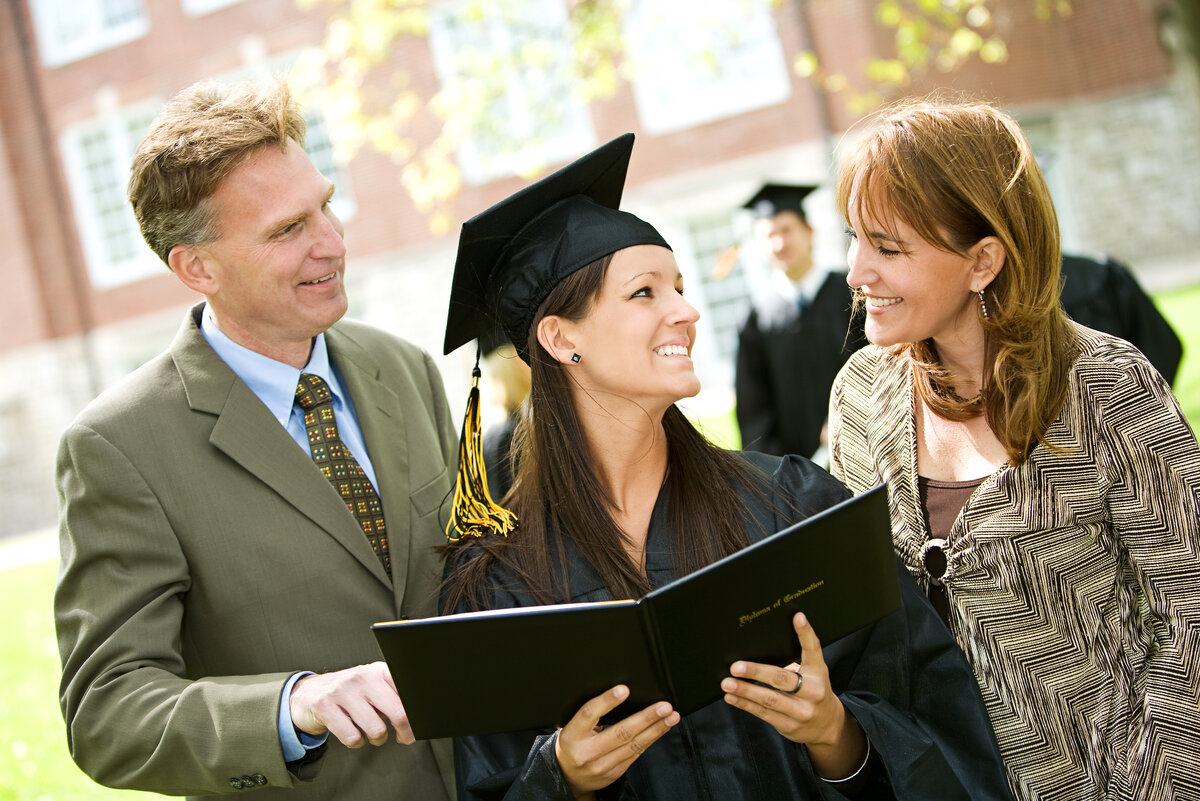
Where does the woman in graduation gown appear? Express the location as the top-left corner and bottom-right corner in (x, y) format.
(439, 134), (1011, 801)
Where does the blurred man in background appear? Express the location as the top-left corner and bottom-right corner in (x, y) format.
(735, 183), (866, 462)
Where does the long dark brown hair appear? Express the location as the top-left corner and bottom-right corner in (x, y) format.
(443, 254), (773, 612)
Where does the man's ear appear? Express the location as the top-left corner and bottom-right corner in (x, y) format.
(535, 315), (577, 365)
(971, 236), (1006, 292)
(169, 245), (218, 296)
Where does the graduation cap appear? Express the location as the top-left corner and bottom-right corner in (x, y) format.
(742, 183), (818, 222)
(444, 132), (669, 361)
(441, 132), (670, 540)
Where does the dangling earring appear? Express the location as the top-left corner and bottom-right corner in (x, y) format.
(978, 289), (989, 320)
(570, 353), (581, 363)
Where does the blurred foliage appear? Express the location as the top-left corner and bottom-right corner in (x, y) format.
(1163, 0), (1200, 67)
(796, 0), (1071, 115)
(294, 0), (1069, 229)
(293, 0), (628, 234)
(1157, 283), (1200, 431)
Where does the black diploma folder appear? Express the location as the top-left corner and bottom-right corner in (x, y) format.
(373, 484), (897, 739)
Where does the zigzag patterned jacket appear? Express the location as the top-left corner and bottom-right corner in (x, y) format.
(829, 325), (1200, 801)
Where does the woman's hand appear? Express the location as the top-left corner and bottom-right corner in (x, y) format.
(721, 612), (868, 780)
(554, 685), (680, 798)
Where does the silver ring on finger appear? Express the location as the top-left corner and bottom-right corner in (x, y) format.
(788, 671), (803, 694)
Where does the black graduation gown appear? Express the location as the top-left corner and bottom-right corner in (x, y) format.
(449, 453), (1011, 801)
(1059, 253), (1182, 385)
(736, 272), (866, 458)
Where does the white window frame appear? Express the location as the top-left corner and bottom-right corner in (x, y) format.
(60, 102), (163, 290)
(623, 0), (791, 136)
(30, 0), (149, 68)
(180, 0), (245, 16)
(427, 0), (595, 184)
(213, 51), (359, 222)
(682, 212), (752, 375)
(61, 50), (355, 291)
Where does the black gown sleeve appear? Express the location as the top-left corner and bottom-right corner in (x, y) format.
(454, 729), (579, 801)
(767, 455), (1012, 800)
(1102, 258), (1182, 385)
(825, 562), (1012, 800)
(1059, 254), (1182, 385)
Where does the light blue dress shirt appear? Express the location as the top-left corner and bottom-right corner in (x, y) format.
(200, 309), (379, 488)
(200, 308), (383, 761)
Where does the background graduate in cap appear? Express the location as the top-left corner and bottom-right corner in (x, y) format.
(735, 183), (867, 465)
(440, 135), (1010, 801)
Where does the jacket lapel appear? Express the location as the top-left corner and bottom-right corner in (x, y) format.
(171, 305), (392, 587)
(325, 326), (414, 594)
(875, 355), (926, 566)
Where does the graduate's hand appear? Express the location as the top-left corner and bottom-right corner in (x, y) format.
(290, 661), (415, 748)
(554, 685), (680, 797)
(721, 612), (867, 780)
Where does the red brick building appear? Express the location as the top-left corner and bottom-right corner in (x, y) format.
(1, 0), (1196, 535)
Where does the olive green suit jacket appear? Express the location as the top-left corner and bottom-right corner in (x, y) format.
(56, 304), (458, 800)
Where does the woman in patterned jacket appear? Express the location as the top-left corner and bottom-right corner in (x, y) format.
(828, 96), (1200, 801)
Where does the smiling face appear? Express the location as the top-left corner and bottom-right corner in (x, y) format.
(845, 192), (989, 353)
(177, 139), (347, 366)
(755, 210), (813, 282)
(559, 245), (701, 412)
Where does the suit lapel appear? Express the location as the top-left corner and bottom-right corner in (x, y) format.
(326, 325), (414, 595)
(171, 305), (392, 587)
(876, 356), (926, 564)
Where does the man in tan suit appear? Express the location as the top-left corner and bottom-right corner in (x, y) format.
(54, 77), (457, 799)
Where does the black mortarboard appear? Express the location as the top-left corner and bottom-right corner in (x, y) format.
(742, 183), (819, 222)
(444, 133), (670, 362)
(477, 323), (508, 358)
(441, 133), (670, 541)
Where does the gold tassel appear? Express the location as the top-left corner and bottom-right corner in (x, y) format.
(445, 365), (518, 541)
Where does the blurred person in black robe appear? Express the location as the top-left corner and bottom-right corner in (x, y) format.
(736, 184), (867, 462)
(1059, 252), (1183, 385)
(436, 134), (1012, 801)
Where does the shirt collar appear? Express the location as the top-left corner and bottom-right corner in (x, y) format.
(795, 263), (831, 303)
(199, 305), (338, 426)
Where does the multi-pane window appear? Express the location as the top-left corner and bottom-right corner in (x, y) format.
(682, 211), (754, 376)
(30, 0), (149, 67)
(60, 104), (161, 289)
(623, 0), (791, 136)
(223, 52), (358, 220)
(301, 106), (356, 221)
(427, 0), (595, 184)
(61, 55), (352, 291)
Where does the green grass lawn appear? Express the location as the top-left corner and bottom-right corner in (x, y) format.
(0, 558), (157, 800)
(1156, 282), (1200, 430)
(4, 282), (1198, 798)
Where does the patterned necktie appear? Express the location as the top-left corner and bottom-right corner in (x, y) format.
(294, 373), (390, 578)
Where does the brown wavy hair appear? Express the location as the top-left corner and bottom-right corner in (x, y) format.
(836, 95), (1077, 465)
(443, 254), (774, 612)
(128, 75), (306, 265)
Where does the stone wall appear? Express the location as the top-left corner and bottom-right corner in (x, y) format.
(1020, 75), (1200, 287)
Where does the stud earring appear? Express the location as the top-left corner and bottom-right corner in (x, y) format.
(978, 289), (989, 320)
(570, 353), (581, 363)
